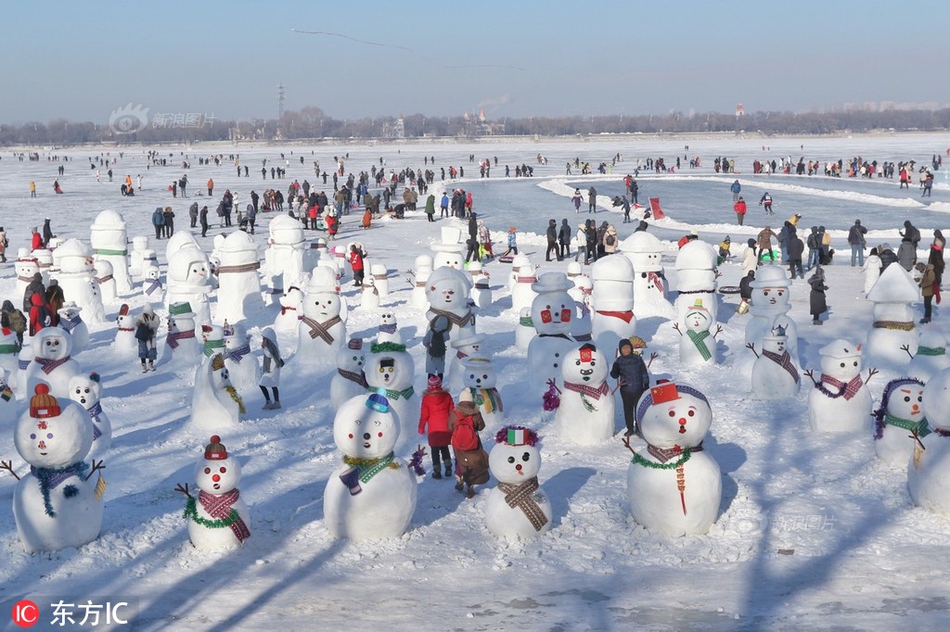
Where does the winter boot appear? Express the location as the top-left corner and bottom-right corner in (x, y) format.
(432, 470), (442, 480)
(444, 461), (452, 478)
(141, 359), (148, 373)
(148, 359), (155, 372)
(262, 401), (272, 410)
(466, 485), (475, 499)
(271, 401), (281, 409)
(455, 477), (464, 492)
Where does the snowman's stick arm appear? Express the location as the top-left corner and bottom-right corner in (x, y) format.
(900, 344), (913, 359)
(0, 460), (21, 481)
(803, 369), (819, 387)
(621, 436), (636, 455)
(866, 368), (879, 383)
(174, 482), (193, 498)
(85, 460), (105, 481)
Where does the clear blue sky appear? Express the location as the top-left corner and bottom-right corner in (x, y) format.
(3, 0), (948, 124)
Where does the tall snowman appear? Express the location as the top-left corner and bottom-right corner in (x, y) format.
(89, 209), (132, 294)
(297, 268), (347, 371)
(431, 226), (465, 270)
(554, 343), (616, 445)
(215, 231), (264, 324)
(864, 263), (919, 366)
(264, 214), (306, 295)
(510, 263), (539, 317)
(166, 245), (213, 328)
(527, 273), (577, 394)
(51, 238), (106, 324)
(364, 341), (417, 446)
(673, 299), (721, 365)
(621, 230), (675, 319)
(805, 339), (877, 433)
(190, 354), (244, 432)
(746, 325), (800, 399)
(590, 254), (637, 355)
(6, 384), (105, 552)
(485, 426), (552, 538)
(674, 239), (719, 323)
(323, 393), (419, 541)
(409, 254), (433, 309)
(625, 380), (721, 536)
(907, 330), (950, 383)
(744, 265), (798, 358)
(909, 369), (950, 514)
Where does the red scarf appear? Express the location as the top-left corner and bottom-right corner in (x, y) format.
(819, 374), (864, 400)
(595, 310), (634, 323)
(35, 356), (71, 375)
(563, 380), (609, 400)
(165, 329), (195, 349)
(198, 489), (250, 543)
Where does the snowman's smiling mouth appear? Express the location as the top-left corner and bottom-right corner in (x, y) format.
(213, 483), (221, 490)
(363, 442), (371, 449)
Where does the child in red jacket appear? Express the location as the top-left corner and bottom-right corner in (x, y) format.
(418, 376), (455, 479)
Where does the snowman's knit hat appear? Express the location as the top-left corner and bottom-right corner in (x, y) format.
(204, 435), (228, 460)
(30, 384), (61, 419)
(494, 425), (539, 446)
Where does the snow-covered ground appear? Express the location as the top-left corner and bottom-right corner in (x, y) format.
(1, 135), (950, 631)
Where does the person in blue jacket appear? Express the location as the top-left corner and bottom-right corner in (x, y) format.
(731, 180), (741, 202)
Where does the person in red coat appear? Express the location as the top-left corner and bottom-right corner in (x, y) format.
(734, 196), (747, 225)
(28, 292), (50, 337)
(348, 244), (364, 287)
(31, 227), (42, 250)
(418, 376), (455, 479)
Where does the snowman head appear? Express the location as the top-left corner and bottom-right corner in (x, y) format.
(751, 266), (791, 311)
(336, 339), (365, 373)
(379, 311), (397, 327)
(461, 357), (497, 389)
(333, 393), (399, 458)
(68, 372), (102, 408)
(144, 265), (161, 281)
(15, 257), (39, 278)
(530, 273), (574, 336)
(15, 385), (93, 468)
(451, 332), (484, 358)
(304, 290), (341, 319)
(489, 426), (542, 483)
(425, 267), (470, 312)
(637, 381), (712, 449)
(683, 300), (712, 333)
(819, 339), (862, 380)
(432, 251), (463, 270)
(563, 343), (607, 384)
(762, 326), (788, 355)
(167, 302), (196, 333)
(874, 378), (925, 437)
(57, 302), (82, 323)
(224, 323), (248, 350)
(194, 435), (242, 494)
(94, 259), (114, 278)
(32, 327), (73, 360)
(278, 286), (303, 310)
(923, 369), (950, 431)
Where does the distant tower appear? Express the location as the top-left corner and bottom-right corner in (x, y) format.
(277, 83), (285, 120)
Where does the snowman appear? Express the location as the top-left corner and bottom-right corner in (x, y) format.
(4, 384), (105, 552)
(129, 235), (152, 278)
(370, 264), (390, 300)
(447, 331), (485, 391)
(744, 266), (799, 357)
(264, 213), (306, 294)
(33, 247), (53, 276)
(0, 370), (16, 425)
(89, 209), (132, 294)
(590, 254), (637, 354)
(323, 393), (420, 541)
(57, 303), (90, 354)
(297, 274), (347, 370)
(0, 328), (21, 391)
(177, 435), (251, 550)
(409, 254), (433, 309)
(93, 260), (118, 304)
(190, 354), (244, 432)
(620, 230), (676, 320)
(51, 238), (106, 324)
(201, 325), (226, 360)
(554, 343), (616, 445)
(906, 330), (950, 383)
(909, 368), (950, 514)
(365, 341), (417, 446)
(872, 377), (927, 469)
(459, 357), (505, 426)
(331, 245), (354, 284)
(746, 325), (800, 399)
(15, 250), (44, 302)
(376, 311), (402, 345)
(68, 372), (112, 460)
(672, 299), (721, 365)
(805, 339), (877, 433)
(113, 304), (138, 357)
(215, 231), (264, 324)
(674, 239), (719, 323)
(527, 273), (577, 395)
(865, 263), (920, 366)
(431, 226), (466, 270)
(141, 264), (164, 302)
(165, 231), (202, 267)
(485, 426), (552, 538)
(16, 346), (33, 398)
(360, 276), (380, 311)
(26, 328), (82, 399)
(625, 380), (722, 536)
(515, 307), (534, 353)
(469, 262), (492, 310)
(166, 245), (213, 328)
(425, 265), (476, 336)
(507, 254), (532, 296)
(510, 264), (539, 317)
(331, 339), (368, 408)
(161, 302), (201, 368)
(223, 322), (259, 391)
(274, 285), (304, 352)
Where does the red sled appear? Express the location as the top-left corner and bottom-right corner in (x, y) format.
(649, 198), (665, 220)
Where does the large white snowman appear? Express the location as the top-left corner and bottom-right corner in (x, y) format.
(15, 250), (44, 302)
(166, 245), (213, 327)
(620, 230), (675, 319)
(590, 254), (637, 355)
(410, 254), (433, 309)
(264, 214), (306, 295)
(190, 354), (244, 432)
(805, 339), (877, 433)
(674, 239), (719, 324)
(626, 381), (722, 536)
(10, 384), (105, 552)
(57, 302), (90, 354)
(908, 368), (950, 514)
(527, 273), (577, 395)
(872, 377), (927, 469)
(425, 265), (476, 345)
(510, 263), (539, 317)
(673, 299), (720, 365)
(864, 263), (920, 367)
(458, 356), (505, 426)
(554, 343), (616, 445)
(297, 271), (347, 370)
(365, 341), (417, 446)
(485, 426), (552, 538)
(180, 435), (251, 550)
(744, 265), (799, 358)
(323, 393), (418, 541)
(907, 330), (950, 383)
(331, 339), (368, 408)
(51, 238), (106, 324)
(747, 325), (800, 399)
(161, 302), (201, 368)
(89, 209), (132, 294)
(215, 231), (264, 324)
(26, 328), (82, 399)
(68, 372), (112, 460)
(431, 226), (465, 270)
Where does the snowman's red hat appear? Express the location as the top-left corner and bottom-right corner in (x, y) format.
(494, 425), (539, 446)
(30, 384), (61, 419)
(204, 435), (228, 460)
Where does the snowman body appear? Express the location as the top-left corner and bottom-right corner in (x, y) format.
(370, 264), (390, 299)
(296, 290), (346, 370)
(458, 357), (505, 426)
(554, 344), (616, 445)
(190, 354), (242, 432)
(907, 331), (950, 383)
(590, 255), (637, 355)
(515, 307), (534, 352)
(166, 247), (213, 328)
(112, 305), (139, 357)
(526, 274), (577, 394)
(57, 304), (90, 354)
(360, 277), (381, 311)
(621, 231), (675, 320)
(140, 265), (164, 302)
(750, 333), (800, 399)
(223, 324), (259, 391)
(745, 267), (799, 359)
(274, 286), (304, 352)
(323, 394), (417, 541)
(330, 342), (367, 408)
(808, 340), (873, 433)
(215, 231), (264, 324)
(94, 260), (118, 304)
(425, 266), (477, 342)
(15, 255), (44, 304)
(89, 209), (132, 294)
(678, 303), (717, 365)
(864, 264), (919, 366)
(52, 238), (106, 325)
(187, 450), (251, 550)
(874, 378), (926, 469)
(161, 305), (201, 369)
(376, 311), (402, 345)
(410, 255), (433, 309)
(510, 265), (538, 317)
(486, 438), (551, 538)
(908, 370), (950, 514)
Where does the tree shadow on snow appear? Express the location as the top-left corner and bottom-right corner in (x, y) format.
(544, 466), (598, 530)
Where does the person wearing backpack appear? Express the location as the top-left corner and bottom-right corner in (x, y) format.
(1, 300), (27, 344)
(450, 389), (490, 499)
(423, 314), (450, 379)
(603, 224), (619, 255)
(418, 376), (455, 479)
(23, 273), (45, 312)
(28, 292), (51, 337)
(134, 304), (160, 372)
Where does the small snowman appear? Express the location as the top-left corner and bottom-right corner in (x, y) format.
(431, 226), (466, 271)
(26, 328), (82, 399)
(908, 368), (950, 514)
(467, 261), (492, 309)
(447, 330), (485, 391)
(323, 393), (422, 541)
(141, 264), (164, 301)
(365, 342), (417, 445)
(672, 299), (722, 365)
(94, 260), (118, 304)
(376, 310), (402, 345)
(409, 254), (433, 309)
(15, 250), (44, 302)
(554, 343), (616, 445)
(223, 322), (259, 391)
(176, 435), (251, 550)
(510, 264), (539, 317)
(330, 339), (368, 408)
(425, 265), (476, 340)
(804, 340), (878, 433)
(872, 377), (927, 469)
(274, 285), (303, 351)
(360, 276), (381, 311)
(3, 384), (105, 552)
(68, 372), (112, 460)
(905, 330), (950, 383)
(745, 265), (798, 357)
(57, 302), (90, 354)
(370, 263), (390, 299)
(515, 307), (534, 352)
(746, 325), (800, 399)
(459, 357), (505, 426)
(190, 354), (245, 432)
(0, 326), (22, 388)
(161, 302), (201, 367)
(297, 273), (347, 370)
(112, 303), (138, 357)
(485, 426), (552, 538)
(215, 231), (264, 324)
(624, 380), (722, 536)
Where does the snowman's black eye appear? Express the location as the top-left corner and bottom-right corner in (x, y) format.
(522, 452), (530, 462)
(507, 456), (515, 464)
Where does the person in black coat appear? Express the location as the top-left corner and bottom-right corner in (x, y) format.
(42, 218), (53, 246)
(545, 219), (559, 262)
(787, 231), (805, 280)
(23, 273), (45, 312)
(558, 219), (571, 259)
(468, 212), (478, 241)
(878, 243), (898, 271)
(610, 338), (651, 437)
(199, 205), (209, 238)
(585, 219), (598, 261)
(900, 220), (921, 248)
(809, 266), (828, 325)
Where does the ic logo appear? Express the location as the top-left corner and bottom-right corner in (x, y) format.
(12, 600), (39, 627)
(108, 103), (150, 134)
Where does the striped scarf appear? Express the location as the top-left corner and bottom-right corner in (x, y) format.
(686, 329), (712, 361)
(203, 338), (225, 357)
(59, 314), (83, 333)
(87, 401), (104, 440)
(429, 307), (475, 330)
(762, 350), (800, 383)
(144, 278), (162, 296)
(338, 368), (367, 388)
(35, 355), (71, 375)
(372, 385), (415, 401)
(817, 374), (864, 400)
(647, 271), (665, 293)
(497, 477), (548, 532)
(343, 452), (398, 483)
(166, 329), (195, 349)
(223, 343), (251, 364)
(299, 314), (342, 343)
(563, 380), (609, 400)
(198, 489), (251, 543)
